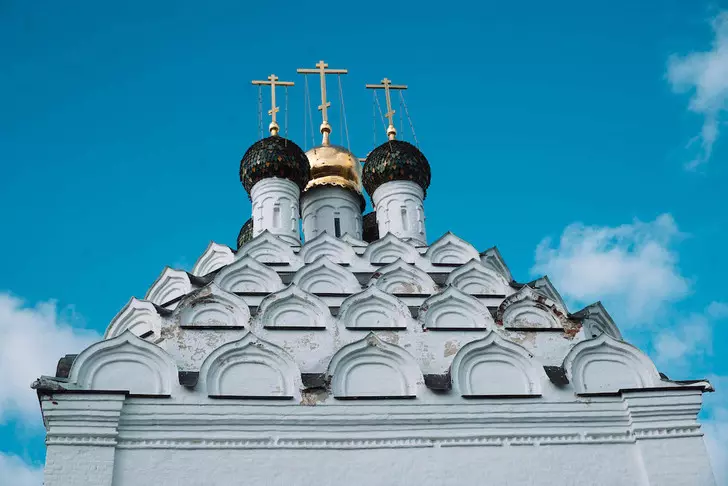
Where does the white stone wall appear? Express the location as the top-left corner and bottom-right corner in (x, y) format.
(372, 181), (426, 244)
(301, 186), (362, 241)
(250, 177), (301, 245)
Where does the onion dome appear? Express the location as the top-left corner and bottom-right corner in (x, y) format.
(239, 136), (310, 195)
(236, 218), (253, 249)
(362, 212), (379, 243)
(304, 144), (365, 209)
(362, 140), (431, 198)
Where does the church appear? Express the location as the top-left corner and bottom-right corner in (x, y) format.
(33, 61), (717, 486)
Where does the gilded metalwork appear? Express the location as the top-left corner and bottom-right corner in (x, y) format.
(366, 78), (407, 140)
(251, 74), (294, 136)
(304, 144), (363, 194)
(297, 60), (348, 145)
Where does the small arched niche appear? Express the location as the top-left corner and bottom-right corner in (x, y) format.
(367, 259), (438, 294)
(291, 256), (361, 294)
(176, 283), (250, 328)
(236, 230), (297, 265)
(145, 267), (191, 309)
(299, 232), (357, 264)
(425, 232), (479, 264)
(445, 259), (509, 295)
(563, 334), (660, 394)
(450, 332), (543, 397)
(363, 233), (419, 264)
(214, 256), (284, 294)
(68, 331), (178, 396)
(104, 297), (163, 344)
(198, 332), (302, 399)
(256, 284), (329, 329)
(192, 242), (235, 276)
(496, 286), (566, 330)
(418, 286), (493, 330)
(338, 286), (411, 330)
(327, 333), (423, 399)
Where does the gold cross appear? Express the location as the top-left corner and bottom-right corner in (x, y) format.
(251, 74), (295, 137)
(366, 78), (407, 140)
(297, 60), (348, 145)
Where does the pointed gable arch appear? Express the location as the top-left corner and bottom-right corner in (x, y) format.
(496, 286), (567, 330)
(175, 283), (250, 328)
(198, 332), (302, 399)
(418, 286), (493, 330)
(214, 256), (284, 294)
(68, 331), (178, 396)
(363, 232), (419, 264)
(236, 230), (297, 265)
(291, 256), (361, 293)
(327, 333), (423, 398)
(145, 267), (191, 309)
(338, 286), (412, 330)
(527, 276), (567, 312)
(479, 246), (513, 283)
(368, 258), (438, 294)
(256, 284), (329, 329)
(192, 242), (235, 277)
(445, 259), (509, 295)
(104, 298), (163, 344)
(341, 233), (369, 249)
(563, 334), (660, 394)
(450, 332), (543, 397)
(299, 232), (357, 264)
(425, 232), (479, 264)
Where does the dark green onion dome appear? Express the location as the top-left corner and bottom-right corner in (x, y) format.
(239, 136), (310, 196)
(362, 212), (379, 243)
(362, 140), (431, 198)
(236, 218), (254, 249)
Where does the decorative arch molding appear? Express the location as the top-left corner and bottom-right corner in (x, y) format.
(479, 247), (513, 283)
(425, 232), (479, 264)
(214, 256), (284, 294)
(256, 285), (329, 329)
(175, 283), (250, 328)
(445, 260), (509, 295)
(341, 233), (369, 249)
(236, 230), (297, 264)
(363, 233), (419, 264)
(299, 232), (357, 264)
(68, 331), (177, 396)
(450, 332), (542, 397)
(104, 298), (163, 344)
(496, 286), (567, 330)
(563, 334), (660, 394)
(571, 302), (622, 340)
(418, 286), (493, 330)
(291, 256), (361, 294)
(327, 333), (423, 398)
(527, 276), (567, 312)
(198, 332), (302, 399)
(338, 286), (411, 330)
(192, 242), (234, 277)
(368, 259), (438, 294)
(145, 267), (191, 309)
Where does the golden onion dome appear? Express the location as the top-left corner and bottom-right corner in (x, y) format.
(304, 144), (363, 194)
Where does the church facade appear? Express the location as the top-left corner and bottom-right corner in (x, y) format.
(34, 62), (717, 486)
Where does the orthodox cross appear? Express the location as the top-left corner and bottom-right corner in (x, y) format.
(251, 74), (294, 137)
(297, 60), (348, 145)
(366, 78), (407, 140)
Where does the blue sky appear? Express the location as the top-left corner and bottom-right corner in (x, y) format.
(1, 0), (727, 483)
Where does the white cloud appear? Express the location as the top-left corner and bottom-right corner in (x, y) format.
(653, 301), (728, 366)
(531, 213), (689, 324)
(0, 293), (99, 424)
(0, 453), (42, 486)
(667, 12), (728, 169)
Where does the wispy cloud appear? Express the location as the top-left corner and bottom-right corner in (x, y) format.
(0, 453), (42, 486)
(532, 214), (688, 324)
(0, 293), (99, 424)
(653, 302), (728, 367)
(667, 12), (728, 170)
